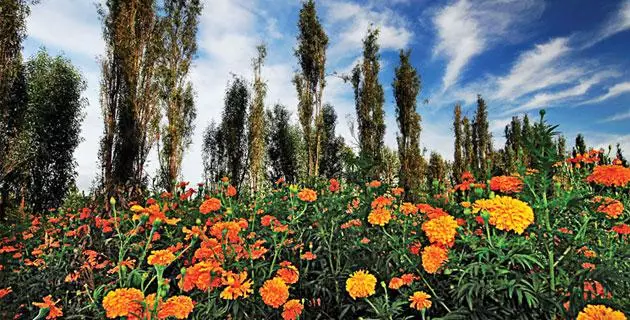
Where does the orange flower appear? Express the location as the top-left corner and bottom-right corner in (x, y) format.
(0, 287), (12, 299)
(368, 208), (392, 226)
(388, 277), (404, 289)
(586, 165), (630, 187)
(179, 260), (224, 292)
(346, 270), (377, 299)
(199, 198), (222, 214)
(102, 288), (144, 319)
(147, 249), (176, 267)
(259, 277), (290, 308)
(368, 180), (382, 188)
(400, 273), (417, 285)
(400, 202), (418, 215)
(301, 251), (317, 260)
(576, 304), (626, 320)
(277, 262), (300, 284)
(422, 245), (448, 274)
(329, 178), (340, 192)
(612, 223), (630, 235)
(409, 291), (432, 310)
(593, 196), (624, 219)
(472, 196), (534, 234)
(297, 188), (317, 202)
(371, 195), (393, 209)
(489, 175), (523, 194)
(226, 185), (237, 197)
(220, 271), (253, 300)
(158, 295), (194, 319)
(391, 187), (404, 196)
(33, 295), (63, 319)
(422, 215), (458, 247)
(282, 299), (304, 320)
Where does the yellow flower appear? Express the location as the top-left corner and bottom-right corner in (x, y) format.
(346, 270), (377, 299)
(421, 215), (458, 247)
(576, 304), (626, 320)
(368, 208), (392, 226)
(220, 271), (253, 300)
(409, 291), (432, 310)
(472, 196), (534, 234)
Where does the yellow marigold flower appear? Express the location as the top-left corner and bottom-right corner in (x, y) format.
(346, 270), (377, 299)
(422, 245), (448, 274)
(159, 295), (194, 319)
(576, 304), (626, 320)
(220, 271), (253, 300)
(409, 291), (432, 310)
(368, 208), (392, 226)
(472, 196), (534, 234)
(102, 288), (144, 319)
(460, 201), (471, 208)
(297, 188), (318, 202)
(259, 277), (289, 308)
(421, 215), (458, 247)
(147, 249), (176, 267)
(282, 299), (304, 320)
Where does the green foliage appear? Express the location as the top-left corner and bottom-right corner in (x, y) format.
(248, 44), (268, 191)
(319, 104), (345, 179)
(266, 104), (300, 183)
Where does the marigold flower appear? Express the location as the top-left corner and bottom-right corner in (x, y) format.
(33, 295), (63, 319)
(409, 291), (432, 310)
(422, 245), (448, 274)
(401, 273), (417, 285)
(147, 249), (176, 267)
(159, 295), (194, 319)
(576, 304), (626, 320)
(473, 196), (534, 234)
(368, 208), (392, 226)
(301, 251), (317, 260)
(612, 223), (630, 235)
(388, 277), (404, 289)
(593, 196), (624, 219)
(329, 178), (340, 192)
(282, 299), (304, 320)
(220, 271), (253, 300)
(368, 180), (382, 188)
(179, 260), (224, 292)
(422, 215), (458, 247)
(277, 262), (300, 284)
(371, 195), (393, 209)
(199, 198), (221, 214)
(102, 288), (143, 319)
(391, 187), (404, 196)
(586, 165), (630, 187)
(297, 188), (317, 202)
(400, 202), (418, 215)
(489, 175), (523, 194)
(0, 287), (12, 299)
(260, 277), (290, 308)
(346, 270), (377, 299)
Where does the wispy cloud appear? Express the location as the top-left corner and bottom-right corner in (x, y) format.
(579, 81), (630, 105)
(580, 0), (630, 48)
(601, 108), (630, 122)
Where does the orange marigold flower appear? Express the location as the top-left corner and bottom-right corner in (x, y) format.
(371, 195), (393, 209)
(199, 198), (221, 214)
(576, 304), (626, 320)
(586, 165), (630, 187)
(147, 249), (176, 267)
(282, 299), (304, 320)
(368, 180), (382, 188)
(259, 277), (290, 308)
(102, 288), (143, 319)
(33, 295), (63, 319)
(297, 188), (317, 202)
(422, 245), (448, 274)
(301, 251), (317, 260)
(593, 196), (624, 219)
(346, 270), (377, 299)
(277, 262), (300, 284)
(388, 277), (404, 289)
(220, 271), (253, 300)
(612, 223), (630, 235)
(0, 287), (11, 299)
(400, 202), (418, 215)
(409, 291), (432, 311)
(401, 273), (417, 285)
(179, 260), (224, 292)
(422, 215), (458, 247)
(472, 196), (534, 234)
(489, 175), (523, 194)
(226, 185), (237, 197)
(368, 208), (392, 226)
(159, 295), (194, 319)
(329, 178), (340, 192)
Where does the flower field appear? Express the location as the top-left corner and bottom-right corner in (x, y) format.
(1, 161), (629, 319)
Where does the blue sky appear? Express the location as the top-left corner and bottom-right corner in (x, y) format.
(23, 0), (630, 190)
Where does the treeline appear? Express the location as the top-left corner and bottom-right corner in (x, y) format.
(1, 0), (628, 217)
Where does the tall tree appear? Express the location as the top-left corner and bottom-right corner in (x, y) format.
(473, 95), (491, 177)
(393, 50), (423, 198)
(156, 0), (202, 192)
(0, 0), (31, 219)
(266, 104), (299, 183)
(202, 120), (225, 183)
(557, 135), (566, 159)
(575, 134), (587, 155)
(294, 0), (328, 177)
(616, 143), (628, 166)
(452, 104), (464, 182)
(319, 104), (345, 179)
(462, 116), (473, 174)
(248, 44), (267, 192)
(98, 0), (162, 198)
(428, 151), (447, 185)
(352, 27), (385, 179)
(25, 50), (86, 212)
(222, 76), (249, 189)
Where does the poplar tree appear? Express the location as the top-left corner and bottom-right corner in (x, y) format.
(393, 50), (423, 198)
(222, 76), (249, 190)
(428, 151), (447, 185)
(98, 0), (162, 199)
(249, 44), (267, 192)
(266, 104), (299, 183)
(352, 27), (385, 179)
(473, 95), (491, 177)
(452, 104), (464, 182)
(575, 134), (586, 155)
(156, 0), (201, 192)
(462, 116), (473, 174)
(319, 104), (345, 179)
(557, 135), (567, 158)
(294, 0), (328, 177)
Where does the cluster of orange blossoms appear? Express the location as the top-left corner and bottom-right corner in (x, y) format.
(368, 195), (394, 226)
(102, 288), (194, 319)
(566, 149), (602, 167)
(489, 175), (523, 194)
(576, 304), (626, 320)
(586, 165), (630, 187)
(593, 196), (624, 219)
(297, 188), (318, 202)
(454, 171), (486, 192)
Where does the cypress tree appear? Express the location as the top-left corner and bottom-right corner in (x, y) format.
(452, 104), (464, 182)
(393, 50), (423, 198)
(294, 0), (328, 177)
(473, 95), (491, 177)
(249, 44), (267, 192)
(352, 27), (386, 179)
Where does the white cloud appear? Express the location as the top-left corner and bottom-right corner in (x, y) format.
(579, 81), (630, 105)
(582, 0), (630, 48)
(601, 108), (630, 123)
